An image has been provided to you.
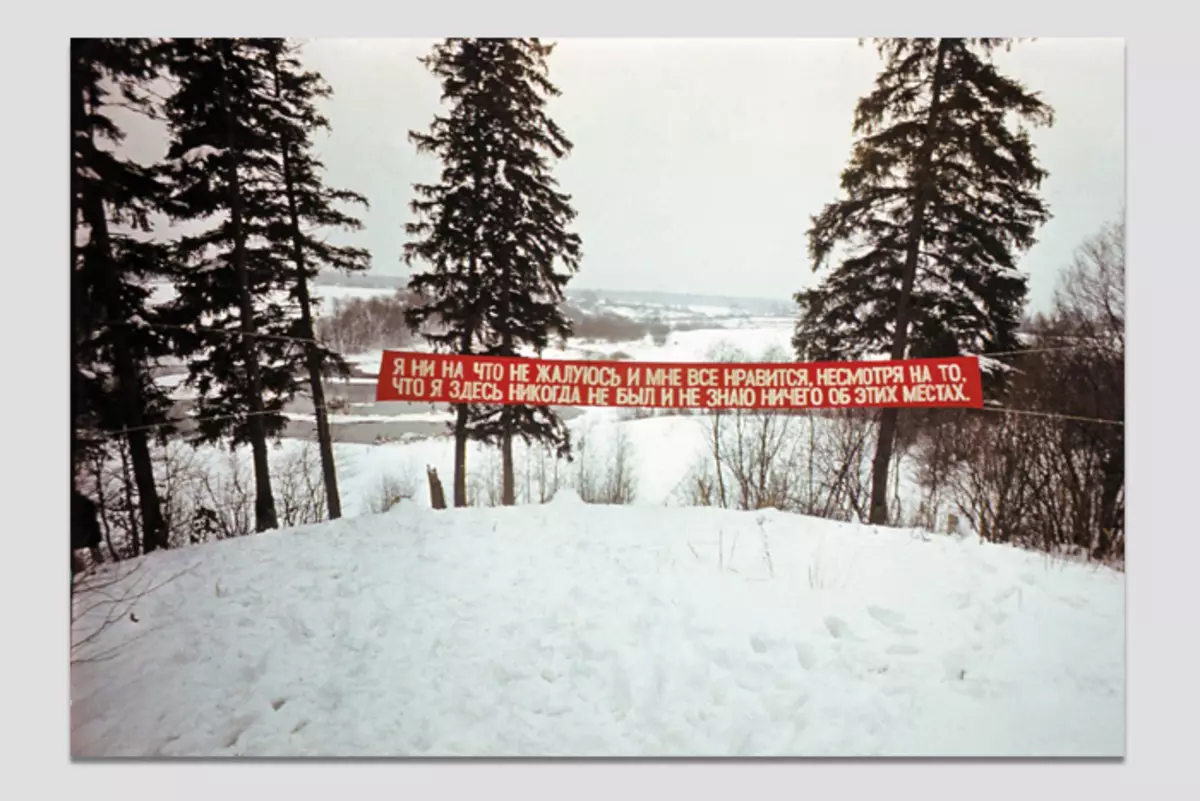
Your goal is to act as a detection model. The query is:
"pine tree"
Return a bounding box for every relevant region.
[461,39,581,506]
[794,38,1053,525]
[405,38,581,507]
[71,37,174,553]
[264,39,371,520]
[160,37,302,533]
[403,38,501,508]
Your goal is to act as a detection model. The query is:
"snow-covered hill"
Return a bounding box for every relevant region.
[70,495,1124,757]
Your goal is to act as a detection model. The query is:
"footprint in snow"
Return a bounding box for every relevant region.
[749,634,772,654]
[823,615,853,640]
[866,605,905,629]
[794,642,818,670]
[222,714,258,749]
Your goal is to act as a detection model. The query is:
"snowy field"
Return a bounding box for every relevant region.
[70,492,1124,757]
[77,286,1124,758]
[146,280,399,318]
[340,322,797,378]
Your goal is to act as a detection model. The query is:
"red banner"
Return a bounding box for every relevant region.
[375,351,983,411]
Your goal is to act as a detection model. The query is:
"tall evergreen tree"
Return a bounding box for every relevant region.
[264,39,371,520]
[404,38,581,507]
[71,37,174,553]
[794,38,1053,525]
[461,39,580,506]
[403,38,489,508]
[160,37,302,532]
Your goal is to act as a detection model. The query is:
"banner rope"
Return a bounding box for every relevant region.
[977,405,1124,427]
[81,398,1124,443]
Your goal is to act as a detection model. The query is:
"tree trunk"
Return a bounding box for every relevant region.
[73,69,169,553]
[452,244,481,509]
[454,403,469,507]
[869,38,952,526]
[117,438,141,556]
[92,454,119,562]
[219,40,277,533]
[713,410,727,508]
[501,424,516,506]
[273,62,342,520]
[500,259,516,507]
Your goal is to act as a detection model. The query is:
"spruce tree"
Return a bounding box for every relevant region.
[160,37,301,532]
[794,38,1053,525]
[463,39,580,506]
[264,39,371,520]
[403,38,502,508]
[405,38,581,507]
[71,37,174,553]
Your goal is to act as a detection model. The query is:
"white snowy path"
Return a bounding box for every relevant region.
[70,497,1124,757]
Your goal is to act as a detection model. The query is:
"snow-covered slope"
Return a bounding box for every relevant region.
[70,497,1124,757]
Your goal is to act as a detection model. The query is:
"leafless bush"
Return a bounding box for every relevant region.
[681,406,878,522]
[367,470,417,514]
[468,438,576,507]
[570,426,599,503]
[808,409,879,522]
[565,303,668,345]
[675,336,884,523]
[596,425,638,505]
[315,291,414,355]
[532,421,639,505]
[275,443,328,528]
[80,440,332,554]
[521,441,565,504]
[909,221,1125,564]
[468,447,504,508]
[197,448,255,539]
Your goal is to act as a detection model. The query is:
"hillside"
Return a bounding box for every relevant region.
[70,496,1124,758]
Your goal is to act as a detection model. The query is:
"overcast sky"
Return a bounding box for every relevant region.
[128,37,1124,310]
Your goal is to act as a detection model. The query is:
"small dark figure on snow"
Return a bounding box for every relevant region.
[71,489,102,577]
[192,505,220,545]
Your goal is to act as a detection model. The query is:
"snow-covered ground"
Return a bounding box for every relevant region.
[339,324,796,381]
[144,280,397,318]
[85,290,1123,758]
[70,492,1124,757]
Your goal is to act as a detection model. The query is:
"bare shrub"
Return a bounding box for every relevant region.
[367,470,417,514]
[570,425,599,503]
[470,447,505,508]
[78,435,332,557]
[808,409,878,522]
[529,442,564,504]
[565,303,661,344]
[912,221,1125,564]
[555,421,639,505]
[674,339,884,522]
[199,449,255,539]
[316,291,414,355]
[679,446,723,508]
[597,425,637,505]
[274,442,328,528]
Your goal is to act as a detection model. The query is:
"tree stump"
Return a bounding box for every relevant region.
[427,466,447,510]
